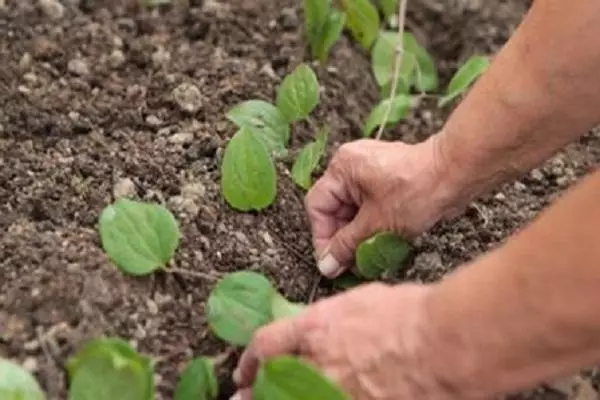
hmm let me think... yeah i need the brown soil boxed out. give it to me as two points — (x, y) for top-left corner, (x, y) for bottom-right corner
(1, 0), (599, 399)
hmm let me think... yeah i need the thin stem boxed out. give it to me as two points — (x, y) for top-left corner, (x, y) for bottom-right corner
(375, 0), (409, 141)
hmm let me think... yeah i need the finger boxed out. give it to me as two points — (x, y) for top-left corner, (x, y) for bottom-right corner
(234, 317), (304, 389)
(305, 168), (356, 256)
(318, 208), (374, 278)
(230, 388), (251, 400)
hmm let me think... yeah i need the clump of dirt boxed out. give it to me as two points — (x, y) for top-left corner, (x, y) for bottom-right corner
(1, 0), (598, 399)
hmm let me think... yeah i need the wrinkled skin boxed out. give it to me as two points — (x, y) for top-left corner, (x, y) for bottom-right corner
(305, 137), (457, 278)
(231, 283), (462, 400)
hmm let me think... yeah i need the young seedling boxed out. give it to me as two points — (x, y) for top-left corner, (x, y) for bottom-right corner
(174, 357), (219, 400)
(221, 63), (324, 209)
(354, 231), (411, 279)
(339, 0), (381, 50)
(0, 358), (46, 400)
(437, 55), (490, 107)
(304, 0), (347, 63)
(98, 198), (180, 276)
(206, 271), (349, 399)
(67, 338), (154, 400)
(291, 126), (329, 190)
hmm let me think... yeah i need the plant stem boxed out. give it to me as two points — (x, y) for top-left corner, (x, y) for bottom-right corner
(374, 0), (409, 140)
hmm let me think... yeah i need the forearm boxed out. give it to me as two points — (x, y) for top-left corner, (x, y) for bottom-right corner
(434, 0), (600, 209)
(424, 167), (600, 397)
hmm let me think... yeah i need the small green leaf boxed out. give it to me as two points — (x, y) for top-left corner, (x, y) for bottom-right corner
(98, 198), (180, 276)
(221, 128), (277, 212)
(227, 100), (290, 157)
(67, 338), (154, 400)
(174, 357), (218, 400)
(271, 293), (306, 320)
(276, 64), (320, 123)
(438, 55), (489, 107)
(355, 232), (411, 279)
(404, 33), (438, 92)
(291, 127), (328, 190)
(363, 95), (411, 137)
(304, 0), (331, 51)
(371, 31), (417, 90)
(253, 356), (349, 400)
(206, 271), (276, 346)
(314, 10), (346, 63)
(339, 0), (380, 50)
(0, 358), (46, 400)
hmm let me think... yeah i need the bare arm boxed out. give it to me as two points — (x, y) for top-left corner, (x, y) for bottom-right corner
(433, 0), (600, 211)
(424, 167), (600, 396)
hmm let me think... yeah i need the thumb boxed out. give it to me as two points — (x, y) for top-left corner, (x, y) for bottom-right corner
(317, 208), (374, 278)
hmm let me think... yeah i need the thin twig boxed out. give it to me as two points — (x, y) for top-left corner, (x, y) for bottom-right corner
(375, 0), (409, 140)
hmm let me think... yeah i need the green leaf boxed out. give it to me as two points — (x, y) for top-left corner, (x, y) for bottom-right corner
(0, 358), (46, 400)
(378, 0), (398, 21)
(404, 33), (438, 92)
(227, 100), (290, 157)
(206, 271), (276, 346)
(438, 55), (490, 107)
(98, 198), (180, 276)
(314, 10), (346, 63)
(304, 0), (331, 51)
(276, 64), (320, 123)
(332, 273), (364, 291)
(339, 0), (380, 50)
(291, 127), (328, 190)
(253, 356), (349, 400)
(371, 31), (417, 90)
(363, 95), (411, 137)
(67, 338), (154, 400)
(220, 128), (278, 212)
(355, 232), (411, 279)
(174, 357), (218, 400)
(271, 293), (306, 320)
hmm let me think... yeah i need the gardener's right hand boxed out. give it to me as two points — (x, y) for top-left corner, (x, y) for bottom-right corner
(306, 135), (461, 278)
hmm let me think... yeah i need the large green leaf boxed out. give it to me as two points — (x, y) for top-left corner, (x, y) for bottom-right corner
(67, 338), (154, 400)
(339, 0), (380, 50)
(206, 271), (276, 346)
(371, 31), (417, 90)
(220, 128), (277, 212)
(98, 198), (180, 276)
(313, 10), (346, 63)
(276, 64), (320, 123)
(271, 293), (306, 320)
(0, 358), (46, 400)
(363, 95), (411, 137)
(403, 33), (438, 92)
(253, 356), (349, 400)
(174, 357), (218, 400)
(304, 0), (330, 50)
(438, 55), (489, 107)
(227, 100), (290, 157)
(355, 232), (411, 279)
(291, 127), (328, 190)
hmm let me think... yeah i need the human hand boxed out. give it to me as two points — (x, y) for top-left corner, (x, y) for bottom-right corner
(231, 282), (469, 400)
(306, 135), (459, 278)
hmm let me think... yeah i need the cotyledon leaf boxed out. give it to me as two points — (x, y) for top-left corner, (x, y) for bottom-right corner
(253, 356), (349, 400)
(98, 198), (180, 276)
(363, 94), (411, 137)
(291, 127), (328, 190)
(271, 293), (306, 320)
(314, 9), (346, 63)
(206, 271), (276, 346)
(174, 357), (218, 400)
(227, 100), (290, 157)
(0, 358), (46, 400)
(276, 64), (320, 123)
(438, 55), (490, 107)
(220, 128), (277, 212)
(355, 232), (411, 279)
(339, 0), (380, 50)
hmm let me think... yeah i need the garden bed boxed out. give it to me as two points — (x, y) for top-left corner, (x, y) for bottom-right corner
(1, 0), (600, 398)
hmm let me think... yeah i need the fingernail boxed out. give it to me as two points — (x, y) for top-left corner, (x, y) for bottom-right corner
(232, 368), (241, 385)
(318, 253), (343, 277)
(229, 391), (241, 400)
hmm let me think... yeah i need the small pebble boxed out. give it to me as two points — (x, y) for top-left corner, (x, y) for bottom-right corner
(107, 49), (125, 69)
(39, 0), (65, 20)
(67, 58), (90, 76)
(113, 177), (137, 198)
(172, 82), (203, 113)
(168, 132), (194, 144)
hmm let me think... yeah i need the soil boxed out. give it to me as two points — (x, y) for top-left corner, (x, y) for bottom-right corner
(1, 0), (599, 399)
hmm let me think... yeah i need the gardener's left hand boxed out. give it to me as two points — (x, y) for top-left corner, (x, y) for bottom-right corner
(230, 282), (469, 400)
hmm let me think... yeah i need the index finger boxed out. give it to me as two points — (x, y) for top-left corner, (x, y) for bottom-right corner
(305, 170), (357, 258)
(233, 316), (305, 389)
